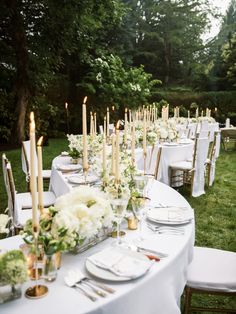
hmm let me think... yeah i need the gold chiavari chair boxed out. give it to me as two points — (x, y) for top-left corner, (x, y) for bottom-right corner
(154, 147), (162, 180)
(183, 247), (236, 314)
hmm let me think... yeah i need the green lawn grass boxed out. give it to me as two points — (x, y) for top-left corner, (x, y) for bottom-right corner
(0, 138), (235, 312)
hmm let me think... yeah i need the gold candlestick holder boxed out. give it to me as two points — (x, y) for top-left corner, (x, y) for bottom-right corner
(25, 226), (48, 299)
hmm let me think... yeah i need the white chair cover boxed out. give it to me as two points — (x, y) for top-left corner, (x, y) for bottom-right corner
(187, 247), (236, 292)
(201, 120), (209, 131)
(22, 140), (51, 179)
(187, 124), (197, 139)
(215, 132), (221, 158)
(22, 140), (38, 176)
(192, 137), (209, 197)
(198, 130), (209, 138)
(148, 145), (160, 176)
(4, 160), (55, 227)
(208, 132), (221, 186)
(226, 118), (230, 128)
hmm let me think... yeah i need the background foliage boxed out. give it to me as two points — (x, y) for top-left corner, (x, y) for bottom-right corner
(0, 0), (236, 145)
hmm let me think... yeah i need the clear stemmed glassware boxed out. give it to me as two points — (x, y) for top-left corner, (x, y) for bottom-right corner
(131, 196), (150, 240)
(133, 175), (148, 197)
(110, 197), (129, 245)
(132, 175), (151, 241)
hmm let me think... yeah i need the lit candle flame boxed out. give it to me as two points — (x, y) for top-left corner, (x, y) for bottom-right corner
(30, 112), (35, 131)
(125, 108), (127, 113)
(112, 105), (115, 111)
(107, 107), (109, 112)
(37, 136), (43, 146)
(65, 102), (68, 109)
(83, 96), (87, 104)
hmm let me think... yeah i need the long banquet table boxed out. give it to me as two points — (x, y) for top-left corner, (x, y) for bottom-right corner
(1, 177), (195, 314)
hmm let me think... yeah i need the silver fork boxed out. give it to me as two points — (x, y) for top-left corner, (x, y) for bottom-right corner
(82, 277), (115, 294)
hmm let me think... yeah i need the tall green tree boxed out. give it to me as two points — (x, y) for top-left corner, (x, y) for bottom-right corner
(0, 0), (126, 144)
(122, 0), (212, 85)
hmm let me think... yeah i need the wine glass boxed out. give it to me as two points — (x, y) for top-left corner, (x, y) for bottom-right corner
(110, 197), (129, 245)
(131, 196), (150, 240)
(132, 175), (151, 241)
(133, 175), (148, 197)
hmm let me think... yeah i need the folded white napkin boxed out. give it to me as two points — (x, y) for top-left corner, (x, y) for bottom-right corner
(148, 207), (193, 222)
(88, 247), (153, 278)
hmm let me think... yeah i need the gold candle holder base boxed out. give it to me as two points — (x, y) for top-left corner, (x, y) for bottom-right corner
(25, 285), (48, 299)
(111, 230), (126, 238)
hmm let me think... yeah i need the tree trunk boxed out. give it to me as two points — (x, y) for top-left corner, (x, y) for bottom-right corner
(6, 0), (30, 145)
(164, 39), (171, 85)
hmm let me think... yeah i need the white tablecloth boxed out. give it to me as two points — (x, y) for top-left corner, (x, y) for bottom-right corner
(1, 180), (195, 314)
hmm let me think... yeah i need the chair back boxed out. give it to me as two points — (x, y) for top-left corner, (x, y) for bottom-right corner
(201, 120), (209, 131)
(2, 153), (8, 186)
(187, 123), (197, 139)
(192, 137), (209, 197)
(3, 160), (16, 222)
(154, 147), (162, 180)
(208, 131), (221, 186)
(148, 145), (159, 176)
(215, 131), (221, 158)
(22, 140), (38, 179)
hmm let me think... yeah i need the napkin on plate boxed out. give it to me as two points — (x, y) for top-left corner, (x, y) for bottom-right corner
(148, 207), (193, 223)
(87, 247), (153, 278)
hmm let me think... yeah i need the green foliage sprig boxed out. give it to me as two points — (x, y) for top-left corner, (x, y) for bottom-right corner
(0, 250), (28, 285)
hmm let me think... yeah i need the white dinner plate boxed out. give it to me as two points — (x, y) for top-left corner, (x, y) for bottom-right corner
(147, 207), (193, 225)
(68, 174), (99, 185)
(57, 164), (82, 172)
(86, 247), (150, 282)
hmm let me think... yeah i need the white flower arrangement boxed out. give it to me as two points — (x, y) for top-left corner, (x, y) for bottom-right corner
(0, 213), (10, 236)
(132, 119), (178, 144)
(54, 186), (114, 242)
(67, 134), (103, 160)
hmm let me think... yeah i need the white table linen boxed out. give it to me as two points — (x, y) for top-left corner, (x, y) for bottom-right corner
(0, 181), (194, 314)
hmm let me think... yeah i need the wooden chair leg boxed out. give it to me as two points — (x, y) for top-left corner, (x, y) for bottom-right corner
(184, 286), (192, 314)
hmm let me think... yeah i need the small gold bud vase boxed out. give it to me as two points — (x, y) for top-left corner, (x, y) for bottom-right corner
(128, 216), (138, 230)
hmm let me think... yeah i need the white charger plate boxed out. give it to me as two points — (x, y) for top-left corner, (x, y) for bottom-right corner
(86, 247), (150, 282)
(147, 207), (193, 225)
(68, 174), (99, 185)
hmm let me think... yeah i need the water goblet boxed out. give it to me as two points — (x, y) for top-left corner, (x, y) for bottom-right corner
(131, 196), (150, 241)
(110, 197), (129, 245)
(133, 175), (149, 197)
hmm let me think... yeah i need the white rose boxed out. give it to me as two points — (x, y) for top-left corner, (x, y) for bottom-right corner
(160, 128), (168, 139)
